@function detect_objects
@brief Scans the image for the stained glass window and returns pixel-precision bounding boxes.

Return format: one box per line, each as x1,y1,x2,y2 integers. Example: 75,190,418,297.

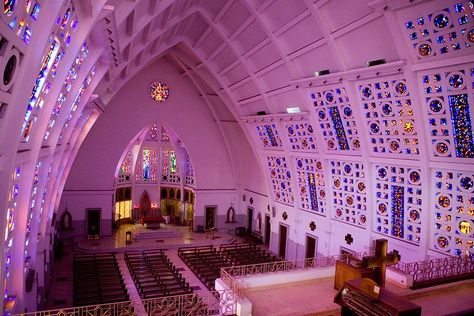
145,122,158,141
43,41,88,141
1,0,41,44
357,78,420,155
310,86,360,151
374,165,423,243
24,161,41,273
3,166,21,300
117,149,132,183
149,82,169,102
404,1,473,59
421,65,474,158
141,149,157,182
295,157,325,214
162,146,180,184
58,66,96,144
266,155,294,206
21,1,77,143
185,153,195,187
433,170,473,257
330,160,367,227
256,123,283,149
285,121,318,152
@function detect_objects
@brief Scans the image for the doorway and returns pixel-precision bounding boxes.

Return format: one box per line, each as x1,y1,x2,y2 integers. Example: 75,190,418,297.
279,224,288,259
86,209,101,239
306,235,317,259
247,208,253,233
205,206,216,230
265,215,271,245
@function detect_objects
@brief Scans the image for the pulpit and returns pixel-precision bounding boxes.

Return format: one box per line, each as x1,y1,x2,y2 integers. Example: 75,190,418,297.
335,279,421,316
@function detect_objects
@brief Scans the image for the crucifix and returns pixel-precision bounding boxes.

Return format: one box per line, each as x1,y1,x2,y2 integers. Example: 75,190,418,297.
361,239,400,287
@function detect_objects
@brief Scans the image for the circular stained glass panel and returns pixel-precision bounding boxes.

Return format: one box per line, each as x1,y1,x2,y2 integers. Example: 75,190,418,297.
319,189,325,198
336,208,343,218
429,98,443,113
318,110,326,120
352,139,361,149
448,73,464,89
459,176,474,191
297,159,303,168
409,170,421,184
458,220,472,235
377,167,387,179
437,236,449,248
327,139,335,149
378,203,387,214
343,164,352,174
433,12,450,28
468,29,474,43
410,209,420,222
438,195,451,208
333,178,341,188
389,140,401,152
149,82,169,102
435,141,449,155
357,182,366,192
300,186,307,195
370,122,380,134
325,91,334,103
287,126,294,135
307,124,314,133
359,214,367,224
394,81,407,95
316,161,322,170
418,43,432,56
343,106,353,117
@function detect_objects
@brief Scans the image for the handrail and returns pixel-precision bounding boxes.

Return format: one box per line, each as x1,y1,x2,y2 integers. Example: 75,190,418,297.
392,255,474,285
16,290,237,316
220,251,370,300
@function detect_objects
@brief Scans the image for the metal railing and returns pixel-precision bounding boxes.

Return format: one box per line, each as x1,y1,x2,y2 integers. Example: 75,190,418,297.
220,251,371,300
392,255,474,286
17,290,237,316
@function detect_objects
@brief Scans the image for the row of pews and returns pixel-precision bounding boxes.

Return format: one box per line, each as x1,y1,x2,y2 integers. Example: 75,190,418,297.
125,249,193,299
178,243,280,290
73,253,129,307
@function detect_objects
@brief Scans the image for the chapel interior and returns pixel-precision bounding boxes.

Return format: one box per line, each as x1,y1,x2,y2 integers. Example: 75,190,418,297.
0,0,473,315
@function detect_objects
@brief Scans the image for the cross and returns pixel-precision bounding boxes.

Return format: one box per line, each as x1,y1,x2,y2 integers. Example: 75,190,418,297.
345,234,353,245
361,239,400,287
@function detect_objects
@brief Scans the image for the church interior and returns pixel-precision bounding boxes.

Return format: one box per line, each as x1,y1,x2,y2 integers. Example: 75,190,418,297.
0,0,473,315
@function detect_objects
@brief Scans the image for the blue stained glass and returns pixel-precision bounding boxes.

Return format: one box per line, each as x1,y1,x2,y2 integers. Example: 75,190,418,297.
263,125,279,147
307,173,318,211
328,107,349,150
410,32,417,40
430,99,443,112
458,15,469,25
31,3,40,20
391,185,405,238
448,94,474,157
418,17,425,25
449,74,464,88
455,3,464,12
406,21,414,29
433,13,450,28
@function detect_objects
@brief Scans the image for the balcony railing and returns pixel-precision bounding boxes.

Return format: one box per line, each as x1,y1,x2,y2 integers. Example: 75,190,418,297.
16,290,237,316
392,255,474,288
220,251,370,300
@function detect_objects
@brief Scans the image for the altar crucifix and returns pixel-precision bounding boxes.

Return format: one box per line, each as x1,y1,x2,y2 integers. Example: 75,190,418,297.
361,239,400,287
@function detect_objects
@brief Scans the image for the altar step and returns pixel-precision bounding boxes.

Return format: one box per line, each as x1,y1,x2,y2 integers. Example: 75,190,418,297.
133,229,181,240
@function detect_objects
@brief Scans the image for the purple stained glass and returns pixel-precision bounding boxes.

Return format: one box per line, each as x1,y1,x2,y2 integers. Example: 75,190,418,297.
391,185,405,238
307,173,318,211
448,94,474,157
328,106,349,150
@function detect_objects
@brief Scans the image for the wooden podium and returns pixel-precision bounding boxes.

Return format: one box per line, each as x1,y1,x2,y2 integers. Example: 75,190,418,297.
334,260,375,290
335,279,421,316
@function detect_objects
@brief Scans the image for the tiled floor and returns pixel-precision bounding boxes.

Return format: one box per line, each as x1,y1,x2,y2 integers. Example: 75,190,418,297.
46,224,243,310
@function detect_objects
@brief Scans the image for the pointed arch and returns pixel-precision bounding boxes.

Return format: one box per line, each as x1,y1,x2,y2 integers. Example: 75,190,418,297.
140,190,151,218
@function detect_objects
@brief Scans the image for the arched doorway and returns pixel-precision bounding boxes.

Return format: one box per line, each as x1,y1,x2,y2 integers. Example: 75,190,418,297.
140,191,151,218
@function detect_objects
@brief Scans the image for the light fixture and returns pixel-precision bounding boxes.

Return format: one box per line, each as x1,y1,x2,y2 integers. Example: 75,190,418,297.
286,107,301,113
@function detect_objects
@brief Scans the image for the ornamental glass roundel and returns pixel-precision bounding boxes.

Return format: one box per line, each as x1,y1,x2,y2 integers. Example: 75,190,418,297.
149,82,169,102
